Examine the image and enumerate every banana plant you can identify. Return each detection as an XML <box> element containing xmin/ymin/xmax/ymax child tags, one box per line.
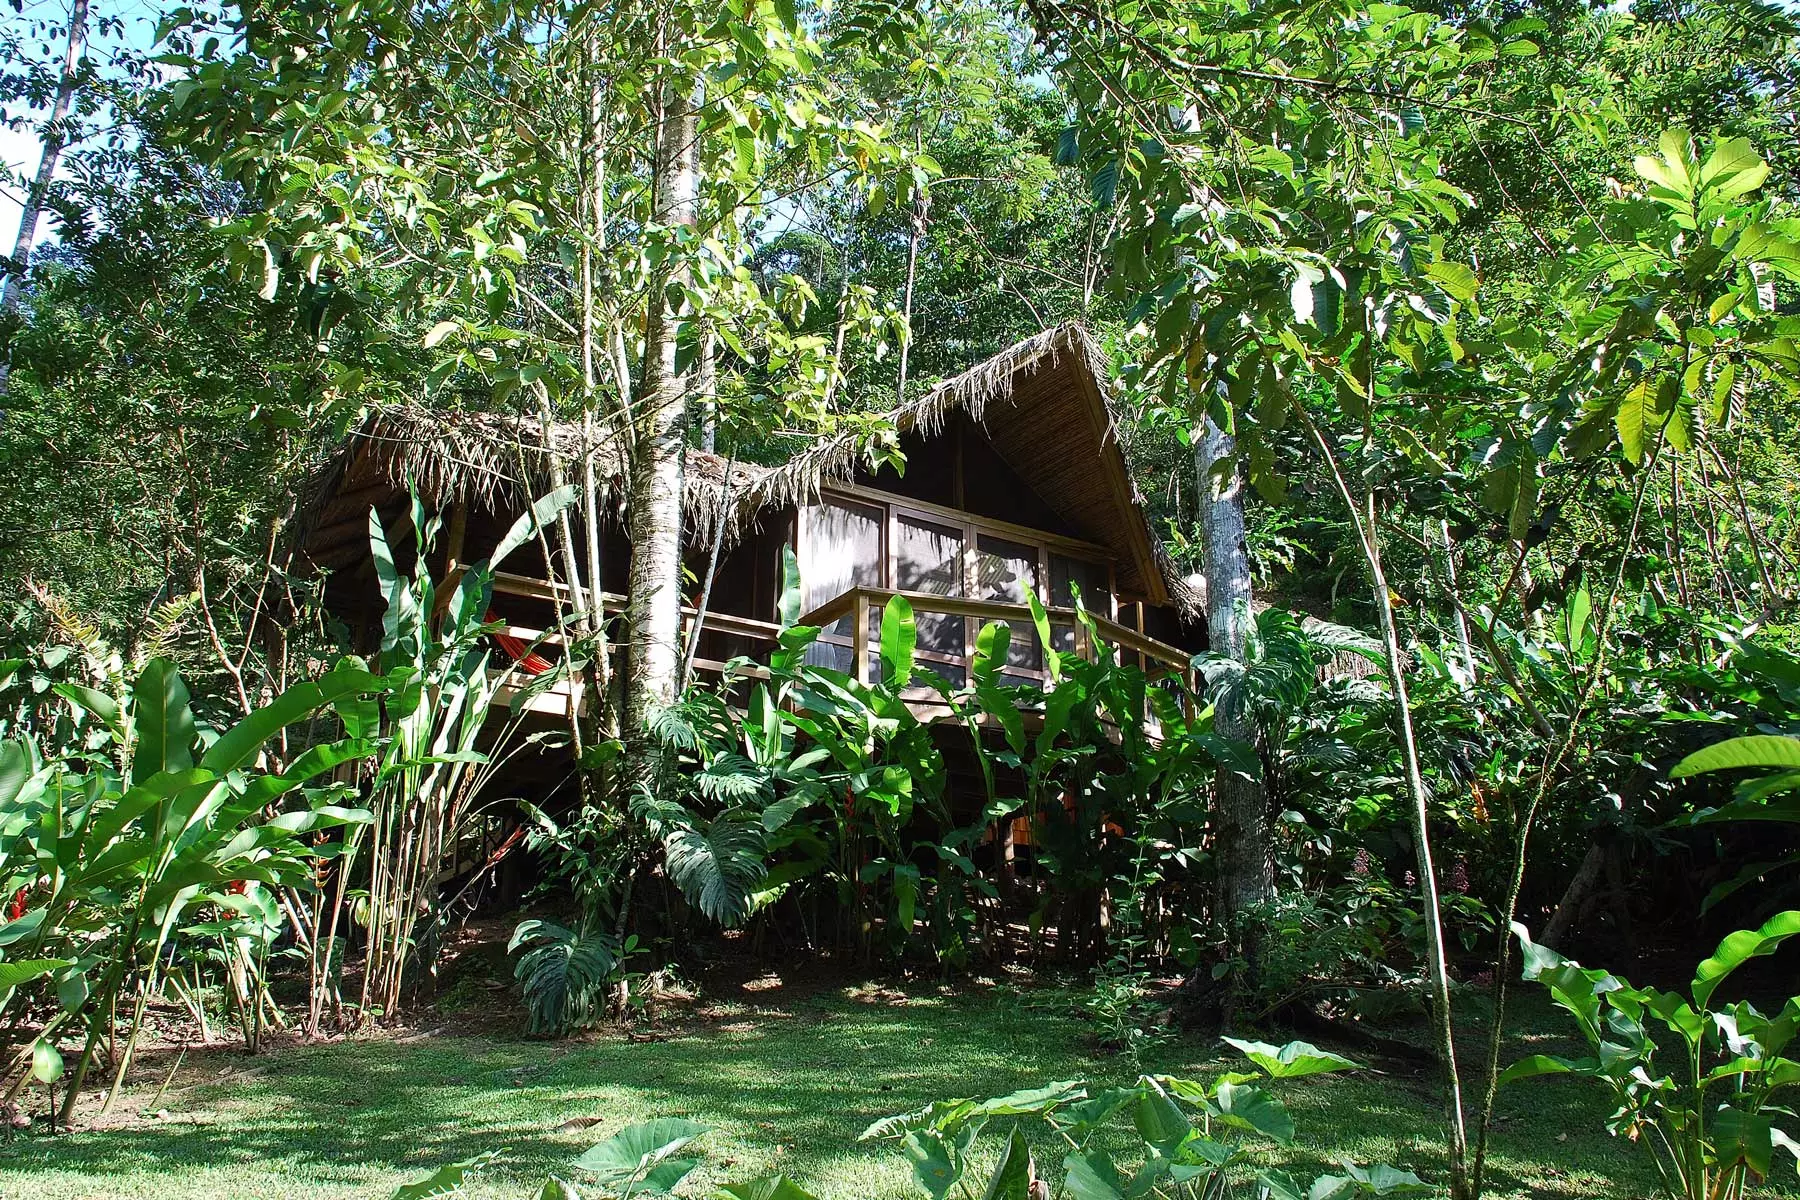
<box><xmin>1504</xmin><ymin>914</ymin><xmax>1800</xmax><ymax>1200</ymax></box>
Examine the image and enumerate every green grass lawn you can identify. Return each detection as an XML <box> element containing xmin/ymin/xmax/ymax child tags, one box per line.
<box><xmin>0</xmin><ymin>975</ymin><xmax>1787</xmax><ymax>1199</ymax></box>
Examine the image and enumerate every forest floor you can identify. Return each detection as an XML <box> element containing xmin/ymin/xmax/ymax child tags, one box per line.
<box><xmin>0</xmin><ymin>960</ymin><xmax>1788</xmax><ymax>1200</ymax></box>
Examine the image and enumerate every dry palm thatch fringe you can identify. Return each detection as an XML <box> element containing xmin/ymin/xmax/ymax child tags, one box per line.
<box><xmin>291</xmin><ymin>323</ymin><xmax>1202</xmax><ymax>616</ymax></box>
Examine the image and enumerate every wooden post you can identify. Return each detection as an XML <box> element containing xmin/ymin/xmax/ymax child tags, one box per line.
<box><xmin>444</xmin><ymin>502</ymin><xmax>469</xmax><ymax>574</ymax></box>
<box><xmin>853</xmin><ymin>591</ymin><xmax>871</xmax><ymax>685</ymax></box>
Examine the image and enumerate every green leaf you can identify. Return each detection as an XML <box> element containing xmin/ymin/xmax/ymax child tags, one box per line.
<box><xmin>880</xmin><ymin>594</ymin><xmax>916</xmax><ymax>690</ymax></box>
<box><xmin>778</xmin><ymin>546</ymin><xmax>803</xmax><ymax>629</ymax></box>
<box><xmin>972</xmin><ymin>621</ymin><xmax>1011</xmax><ymax>688</ymax></box>
<box><xmin>490</xmin><ymin>486</ymin><xmax>580</xmax><ymax>571</ymax></box>
<box><xmin>902</xmin><ymin>1130</ymin><xmax>962</xmax><ymax>1199</ymax></box>
<box><xmin>1063</xmin><ymin>1149</ymin><xmax>1127</xmax><ymax>1200</ymax></box>
<box><xmin>52</xmin><ymin>682</ymin><xmax>120</xmax><ymax>732</ymax></box>
<box><xmin>1694</xmin><ymin>912</ymin><xmax>1800</xmax><ymax>1010</ymax></box>
<box><xmin>0</xmin><ymin>957</ymin><xmax>72</xmax><ymax>1003</ymax></box>
<box><xmin>974</xmin><ymin>1081</ymin><xmax>1085</xmax><ymax>1116</ymax></box>
<box><xmin>131</xmin><ymin>657</ymin><xmax>197</xmax><ymax>784</ymax></box>
<box><xmin>981</xmin><ymin>1129</ymin><xmax>1035</xmax><ymax>1200</ymax></box>
<box><xmin>573</xmin><ymin>1120</ymin><xmax>711</xmax><ymax>1192</ymax></box>
<box><xmin>1715</xmin><ymin>1107</ymin><xmax>1775</xmax><ymax>1176</ymax></box>
<box><xmin>1222</xmin><ymin>1037</ymin><xmax>1363</xmax><ymax>1079</ymax></box>
<box><xmin>390</xmin><ymin>1150</ymin><xmax>502</xmax><ymax>1199</ymax></box>
<box><xmin>1496</xmin><ymin>1053</ymin><xmax>1598</xmax><ymax>1086</ymax></box>
<box><xmin>1213</xmin><ymin>1079</ymin><xmax>1294</xmax><ymax>1143</ymax></box>
<box><xmin>715</xmin><ymin>1177</ymin><xmax>822</xmax><ymax>1200</ymax></box>
<box><xmin>30</xmin><ymin>1036</ymin><xmax>65</xmax><ymax>1084</ymax></box>
<box><xmin>1614</xmin><ymin>378</ymin><xmax>1656</xmax><ymax>467</ymax></box>
<box><xmin>1133</xmin><ymin>1083</ymin><xmax>1192</xmax><ymax>1150</ymax></box>
<box><xmin>1673</xmin><ymin>735</ymin><xmax>1800</xmax><ymax>778</ymax></box>
<box><xmin>1699</xmin><ymin>137</ymin><xmax>1770</xmax><ymax>200</ymax></box>
<box><xmin>1423</xmin><ymin>261</ymin><xmax>1478</xmax><ymax>303</ymax></box>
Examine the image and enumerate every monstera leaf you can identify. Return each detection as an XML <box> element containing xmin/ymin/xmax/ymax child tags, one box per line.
<box><xmin>663</xmin><ymin>814</ymin><xmax>769</xmax><ymax>927</ymax></box>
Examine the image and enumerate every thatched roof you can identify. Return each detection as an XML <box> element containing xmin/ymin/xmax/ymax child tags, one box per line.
<box><xmin>296</xmin><ymin>323</ymin><xmax>1198</xmax><ymax>614</ymax></box>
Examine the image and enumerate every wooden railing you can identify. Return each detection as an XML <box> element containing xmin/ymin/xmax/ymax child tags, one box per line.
<box><xmin>797</xmin><ymin>586</ymin><xmax>1195</xmax><ymax>693</ymax></box>
<box><xmin>487</xmin><ymin>571</ymin><xmax>782</xmax><ymax>683</ymax></box>
<box><xmin>481</xmin><ymin>574</ymin><xmax>1195</xmax><ymax>727</ymax></box>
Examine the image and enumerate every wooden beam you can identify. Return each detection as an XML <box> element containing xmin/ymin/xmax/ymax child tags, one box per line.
<box><xmin>852</xmin><ymin>591</ymin><xmax>872</xmax><ymax>685</ymax></box>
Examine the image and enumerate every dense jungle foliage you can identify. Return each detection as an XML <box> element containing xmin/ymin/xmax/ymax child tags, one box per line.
<box><xmin>2</xmin><ymin>0</ymin><xmax>1800</xmax><ymax>1196</ymax></box>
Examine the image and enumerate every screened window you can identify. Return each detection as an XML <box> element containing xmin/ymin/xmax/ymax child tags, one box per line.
<box><xmin>1050</xmin><ymin>552</ymin><xmax>1110</xmax><ymax>655</ymax></box>
<box><xmin>802</xmin><ymin>499</ymin><xmax>883</xmax><ymax>675</ymax></box>
<box><xmin>898</xmin><ymin>514</ymin><xmax>966</xmax><ymax>685</ymax></box>
<box><xmin>976</xmin><ymin>534</ymin><xmax>1041</xmax><ymax>680</ymax></box>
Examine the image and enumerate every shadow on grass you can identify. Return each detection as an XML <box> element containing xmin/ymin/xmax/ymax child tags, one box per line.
<box><xmin>0</xmin><ymin>986</ymin><xmax>1721</xmax><ymax>1200</ymax></box>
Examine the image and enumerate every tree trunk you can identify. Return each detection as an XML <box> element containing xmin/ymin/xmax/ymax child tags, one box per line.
<box><xmin>2</xmin><ymin>0</ymin><xmax>87</xmax><ymax>314</ymax></box>
<box><xmin>1197</xmin><ymin>418</ymin><xmax>1270</xmax><ymax>926</ymax></box>
<box><xmin>0</xmin><ymin>0</ymin><xmax>88</xmax><ymax>399</ymax></box>
<box><xmin>624</xmin><ymin>79</ymin><xmax>698</xmax><ymax>745</ymax></box>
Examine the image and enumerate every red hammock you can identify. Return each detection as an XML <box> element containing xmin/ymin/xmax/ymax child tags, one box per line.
<box><xmin>487</xmin><ymin>610</ymin><xmax>553</xmax><ymax>675</ymax></box>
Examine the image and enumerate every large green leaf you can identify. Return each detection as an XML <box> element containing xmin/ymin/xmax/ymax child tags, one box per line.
<box><xmin>1672</xmin><ymin>735</ymin><xmax>1800</xmax><ymax>779</ymax></box>
<box><xmin>1212</xmin><ymin>1079</ymin><xmax>1293</xmax><ymax>1144</ymax></box>
<box><xmin>973</xmin><ymin>1081</ymin><xmax>1085</xmax><ymax>1117</ymax></box>
<box><xmin>981</xmin><ymin>1129</ymin><xmax>1035</xmax><ymax>1200</ymax></box>
<box><xmin>130</xmin><ymin>657</ymin><xmax>196</xmax><ymax>784</ymax></box>
<box><xmin>1222</xmin><ymin>1037</ymin><xmax>1362</xmax><ymax>1079</ymax></box>
<box><xmin>572</xmin><ymin>1118</ymin><xmax>712</xmax><ymax>1192</ymax></box>
<box><xmin>200</xmin><ymin>662</ymin><xmax>383</xmax><ymax>775</ymax></box>
<box><xmin>1694</xmin><ymin>911</ymin><xmax>1800</xmax><ymax>1010</ymax></box>
<box><xmin>489</xmin><ymin>485</ymin><xmax>579</xmax><ymax>571</ymax></box>
<box><xmin>902</xmin><ymin>1130</ymin><xmax>962</xmax><ymax>1199</ymax></box>
<box><xmin>881</xmin><ymin>594</ymin><xmax>916</xmax><ymax>690</ymax></box>
<box><xmin>714</xmin><ymin>1177</ymin><xmax>822</xmax><ymax>1200</ymax></box>
<box><xmin>0</xmin><ymin>957</ymin><xmax>74</xmax><ymax>1007</ymax></box>
<box><xmin>778</xmin><ymin>545</ymin><xmax>803</xmax><ymax>629</ymax></box>
<box><xmin>389</xmin><ymin>1150</ymin><xmax>501</xmax><ymax>1199</ymax></box>
<box><xmin>1063</xmin><ymin>1149</ymin><xmax>1127</xmax><ymax>1200</ymax></box>
<box><xmin>52</xmin><ymin>682</ymin><xmax>121</xmax><ymax>735</ymax></box>
<box><xmin>1496</xmin><ymin>1054</ymin><xmax>1599</xmax><ymax>1086</ymax></box>
<box><xmin>663</xmin><ymin>815</ymin><xmax>768</xmax><ymax>927</ymax></box>
<box><xmin>972</xmin><ymin>621</ymin><xmax>1011</xmax><ymax>688</ymax></box>
<box><xmin>1133</xmin><ymin>1083</ymin><xmax>1192</xmax><ymax>1151</ymax></box>
<box><xmin>1714</xmin><ymin>1107</ymin><xmax>1775</xmax><ymax>1177</ymax></box>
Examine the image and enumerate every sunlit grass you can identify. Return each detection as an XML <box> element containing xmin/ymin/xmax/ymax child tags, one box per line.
<box><xmin>1</xmin><ymin>981</ymin><xmax>1790</xmax><ymax>1199</ymax></box>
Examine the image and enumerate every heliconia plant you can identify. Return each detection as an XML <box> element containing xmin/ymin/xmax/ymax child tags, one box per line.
<box><xmin>0</xmin><ymin>654</ymin><xmax>389</xmax><ymax>1121</ymax></box>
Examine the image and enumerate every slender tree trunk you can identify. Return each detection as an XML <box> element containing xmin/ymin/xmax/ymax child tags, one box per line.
<box><xmin>1</xmin><ymin>0</ymin><xmax>89</xmax><ymax>397</ymax></box>
<box><xmin>1196</xmin><ymin>418</ymin><xmax>1271</xmax><ymax>939</ymax></box>
<box><xmin>1295</xmin><ymin>397</ymin><xmax>1470</xmax><ymax>1199</ymax></box>
<box><xmin>624</xmin><ymin>78</ymin><xmax>698</xmax><ymax>746</ymax></box>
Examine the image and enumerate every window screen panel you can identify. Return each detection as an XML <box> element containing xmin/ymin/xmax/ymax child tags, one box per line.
<box><xmin>977</xmin><ymin>534</ymin><xmax>1042</xmax><ymax>673</ymax></box>
<box><xmin>895</xmin><ymin>514</ymin><xmax>965</xmax><ymax>663</ymax></box>
<box><xmin>802</xmin><ymin>499</ymin><xmax>883</xmax><ymax>672</ymax></box>
<box><xmin>1050</xmin><ymin>553</ymin><xmax>1110</xmax><ymax>655</ymax></box>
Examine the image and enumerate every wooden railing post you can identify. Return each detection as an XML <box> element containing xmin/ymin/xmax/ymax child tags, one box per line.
<box><xmin>852</xmin><ymin>591</ymin><xmax>872</xmax><ymax>685</ymax></box>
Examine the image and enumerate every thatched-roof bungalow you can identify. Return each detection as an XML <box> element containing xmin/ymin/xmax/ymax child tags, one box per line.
<box><xmin>296</xmin><ymin>324</ymin><xmax>1206</xmax><ymax>710</ymax></box>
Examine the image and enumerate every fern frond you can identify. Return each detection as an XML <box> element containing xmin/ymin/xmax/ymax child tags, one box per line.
<box><xmin>135</xmin><ymin>591</ymin><xmax>201</xmax><ymax>668</ymax></box>
<box><xmin>25</xmin><ymin>578</ymin><xmax>123</xmax><ymax>693</ymax></box>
